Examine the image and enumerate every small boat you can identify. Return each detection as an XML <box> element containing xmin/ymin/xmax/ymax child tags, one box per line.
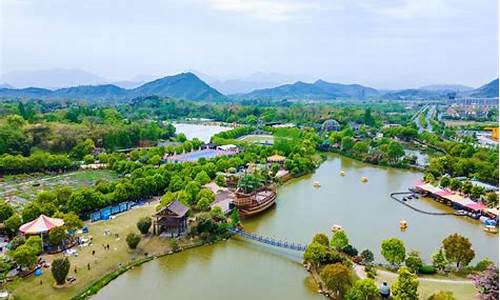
<box><xmin>400</xmin><ymin>220</ymin><xmax>408</xmax><ymax>230</ymax></box>
<box><xmin>456</xmin><ymin>210</ymin><xmax>467</xmax><ymax>216</ymax></box>
<box><xmin>340</xmin><ymin>170</ymin><xmax>346</xmax><ymax>176</ymax></box>
<box><xmin>483</xmin><ymin>226</ymin><xmax>498</xmax><ymax>234</ymax></box>
<box><xmin>361</xmin><ymin>176</ymin><xmax>368</xmax><ymax>182</ymax></box>
<box><xmin>0</xmin><ymin>291</ymin><xmax>8</xmax><ymax>300</ymax></box>
<box><xmin>331</xmin><ymin>224</ymin><xmax>343</xmax><ymax>232</ymax></box>
<box><xmin>313</xmin><ymin>181</ymin><xmax>321</xmax><ymax>188</ymax></box>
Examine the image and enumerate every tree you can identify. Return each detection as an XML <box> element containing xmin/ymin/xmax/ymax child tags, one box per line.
<box><xmin>405</xmin><ymin>250</ymin><xmax>423</xmax><ymax>274</ymax></box>
<box><xmin>126</xmin><ymin>232</ymin><xmax>141</xmax><ymax>249</ymax></box>
<box><xmin>304</xmin><ymin>242</ymin><xmax>329</xmax><ymax>266</ymax></box>
<box><xmin>345</xmin><ymin>278</ymin><xmax>378</xmax><ymax>300</ymax></box>
<box><xmin>48</xmin><ymin>226</ymin><xmax>67</xmax><ymax>247</ymax></box>
<box><xmin>341</xmin><ymin>136</ymin><xmax>354</xmax><ymax>152</ymax></box>
<box><xmin>320</xmin><ymin>263</ymin><xmax>352</xmax><ymax>296</ymax></box>
<box><xmin>470</xmin><ymin>264</ymin><xmax>499</xmax><ymax>300</ymax></box>
<box><xmin>485</xmin><ymin>192</ymin><xmax>498</xmax><ymax>208</ymax></box>
<box><xmin>4</xmin><ymin>213</ymin><xmax>22</xmax><ymax>237</ymax></box>
<box><xmin>312</xmin><ymin>233</ymin><xmax>330</xmax><ymax>247</ymax></box>
<box><xmin>442</xmin><ymin>233</ymin><xmax>475</xmax><ymax>269</ymax></box>
<box><xmin>194</xmin><ymin>171</ymin><xmax>211</xmax><ymax>185</ymax></box>
<box><xmin>360</xmin><ymin>249</ymin><xmax>374</xmax><ymax>265</ymax></box>
<box><xmin>342</xmin><ymin>244</ymin><xmax>358</xmax><ymax>257</ymax></box>
<box><xmin>381</xmin><ymin>238</ymin><xmax>406</xmax><ymax>268</ymax></box>
<box><xmin>440</xmin><ymin>176</ymin><xmax>450</xmax><ymax>188</ymax></box>
<box><xmin>470</xmin><ymin>186</ymin><xmax>485</xmax><ymax>200</ymax></box>
<box><xmin>196</xmin><ymin>197</ymin><xmax>211</xmax><ymax>211</ymax></box>
<box><xmin>432</xmin><ymin>248</ymin><xmax>448</xmax><ymax>273</ymax></box>
<box><xmin>449</xmin><ymin>178</ymin><xmax>462</xmax><ymax>191</ymax></box>
<box><xmin>137</xmin><ymin>217</ymin><xmax>152</xmax><ymax>234</ymax></box>
<box><xmin>392</xmin><ymin>266</ymin><xmax>419</xmax><ymax>300</ymax></box>
<box><xmin>230</xmin><ymin>209</ymin><xmax>240</xmax><ymax>227</ymax></box>
<box><xmin>70</xmin><ymin>138</ymin><xmax>95</xmax><ymax>160</ymax></box>
<box><xmin>51</xmin><ymin>257</ymin><xmax>70</xmax><ymax>285</ymax></box>
<box><xmin>215</xmin><ymin>174</ymin><xmax>226</xmax><ymax>187</ymax></box>
<box><xmin>331</xmin><ymin>230</ymin><xmax>349</xmax><ymax>250</ymax></box>
<box><xmin>10</xmin><ymin>244</ymin><xmax>37</xmax><ymax>269</ymax></box>
<box><xmin>0</xmin><ymin>201</ymin><xmax>14</xmax><ymax>222</ymax></box>
<box><xmin>427</xmin><ymin>291</ymin><xmax>456</xmax><ymax>300</ymax></box>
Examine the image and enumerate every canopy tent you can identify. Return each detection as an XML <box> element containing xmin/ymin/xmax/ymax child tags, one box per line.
<box><xmin>19</xmin><ymin>215</ymin><xmax>64</xmax><ymax>234</ymax></box>
<box><xmin>267</xmin><ymin>155</ymin><xmax>286</xmax><ymax>163</ymax></box>
<box><xmin>465</xmin><ymin>202</ymin><xmax>487</xmax><ymax>212</ymax></box>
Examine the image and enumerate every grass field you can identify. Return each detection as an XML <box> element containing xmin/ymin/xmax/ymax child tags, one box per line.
<box><xmin>0</xmin><ymin>170</ymin><xmax>118</xmax><ymax>209</ymax></box>
<box><xmin>443</xmin><ymin>120</ymin><xmax>497</xmax><ymax>127</ymax></box>
<box><xmin>375</xmin><ymin>268</ymin><xmax>476</xmax><ymax>300</ymax></box>
<box><xmin>238</xmin><ymin>134</ymin><xmax>274</xmax><ymax>144</ymax></box>
<box><xmin>6</xmin><ymin>201</ymin><xmax>191</xmax><ymax>300</ymax></box>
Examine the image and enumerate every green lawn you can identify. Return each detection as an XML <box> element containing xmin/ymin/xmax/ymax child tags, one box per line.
<box><xmin>6</xmin><ymin>201</ymin><xmax>191</xmax><ymax>300</ymax></box>
<box><xmin>238</xmin><ymin>134</ymin><xmax>274</xmax><ymax>144</ymax></box>
<box><xmin>375</xmin><ymin>268</ymin><xmax>476</xmax><ymax>300</ymax></box>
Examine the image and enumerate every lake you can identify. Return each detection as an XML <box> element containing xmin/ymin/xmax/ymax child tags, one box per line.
<box><xmin>173</xmin><ymin>123</ymin><xmax>232</xmax><ymax>143</ymax></box>
<box><xmin>94</xmin><ymin>155</ymin><xmax>498</xmax><ymax>300</ymax></box>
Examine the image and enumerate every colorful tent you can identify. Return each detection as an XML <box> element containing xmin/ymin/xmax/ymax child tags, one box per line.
<box><xmin>19</xmin><ymin>215</ymin><xmax>64</xmax><ymax>234</ymax></box>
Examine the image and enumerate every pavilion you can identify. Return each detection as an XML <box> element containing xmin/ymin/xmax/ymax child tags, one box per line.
<box><xmin>153</xmin><ymin>200</ymin><xmax>189</xmax><ymax>237</ymax></box>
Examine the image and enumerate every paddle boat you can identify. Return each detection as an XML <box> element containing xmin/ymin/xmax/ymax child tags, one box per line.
<box><xmin>400</xmin><ymin>220</ymin><xmax>408</xmax><ymax>230</ymax></box>
<box><xmin>313</xmin><ymin>181</ymin><xmax>321</xmax><ymax>188</ymax></box>
<box><xmin>340</xmin><ymin>170</ymin><xmax>345</xmax><ymax>176</ymax></box>
<box><xmin>331</xmin><ymin>224</ymin><xmax>342</xmax><ymax>232</ymax></box>
<box><xmin>361</xmin><ymin>176</ymin><xmax>368</xmax><ymax>182</ymax></box>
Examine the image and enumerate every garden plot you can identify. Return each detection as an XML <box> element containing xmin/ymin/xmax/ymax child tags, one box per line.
<box><xmin>0</xmin><ymin>170</ymin><xmax>117</xmax><ymax>209</ymax></box>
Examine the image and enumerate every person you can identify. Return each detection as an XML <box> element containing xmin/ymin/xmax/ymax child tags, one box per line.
<box><xmin>379</xmin><ymin>282</ymin><xmax>390</xmax><ymax>299</ymax></box>
<box><xmin>92</xmin><ymin>249</ymin><xmax>95</xmax><ymax>256</ymax></box>
<box><xmin>87</xmin><ymin>263</ymin><xmax>91</xmax><ymax>270</ymax></box>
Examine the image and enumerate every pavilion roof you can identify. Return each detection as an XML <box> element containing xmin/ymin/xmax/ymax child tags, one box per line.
<box><xmin>19</xmin><ymin>214</ymin><xmax>64</xmax><ymax>234</ymax></box>
<box><xmin>165</xmin><ymin>200</ymin><xmax>189</xmax><ymax>217</ymax></box>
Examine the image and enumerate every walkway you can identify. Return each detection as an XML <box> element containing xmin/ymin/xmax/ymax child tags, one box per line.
<box><xmin>390</xmin><ymin>192</ymin><xmax>463</xmax><ymax>216</ymax></box>
<box><xmin>227</xmin><ymin>228</ymin><xmax>307</xmax><ymax>252</ymax></box>
<box><xmin>353</xmin><ymin>264</ymin><xmax>472</xmax><ymax>284</ymax></box>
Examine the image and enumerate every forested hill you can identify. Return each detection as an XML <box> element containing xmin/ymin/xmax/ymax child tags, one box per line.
<box><xmin>0</xmin><ymin>72</ymin><xmax>225</xmax><ymax>101</ymax></box>
<box><xmin>233</xmin><ymin>80</ymin><xmax>380</xmax><ymax>100</ymax></box>
<box><xmin>470</xmin><ymin>78</ymin><xmax>499</xmax><ymax>98</ymax></box>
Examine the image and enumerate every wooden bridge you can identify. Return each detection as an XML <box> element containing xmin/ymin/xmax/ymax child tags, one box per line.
<box><xmin>227</xmin><ymin>228</ymin><xmax>307</xmax><ymax>252</ymax></box>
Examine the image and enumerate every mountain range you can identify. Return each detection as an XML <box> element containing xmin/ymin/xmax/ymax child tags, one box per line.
<box><xmin>0</xmin><ymin>73</ymin><xmax>224</xmax><ymax>101</ymax></box>
<box><xmin>0</xmin><ymin>71</ymin><xmax>497</xmax><ymax>101</ymax></box>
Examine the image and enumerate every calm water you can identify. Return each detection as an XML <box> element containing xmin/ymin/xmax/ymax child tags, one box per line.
<box><xmin>94</xmin><ymin>155</ymin><xmax>498</xmax><ymax>300</ymax></box>
<box><xmin>173</xmin><ymin>123</ymin><xmax>231</xmax><ymax>143</ymax></box>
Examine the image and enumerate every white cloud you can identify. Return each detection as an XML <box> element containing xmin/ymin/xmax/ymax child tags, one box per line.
<box><xmin>358</xmin><ymin>0</ymin><xmax>455</xmax><ymax>19</ymax></box>
<box><xmin>202</xmin><ymin>0</ymin><xmax>318</xmax><ymax>21</ymax></box>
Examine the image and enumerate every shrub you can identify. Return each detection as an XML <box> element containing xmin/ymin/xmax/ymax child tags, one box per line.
<box><xmin>427</xmin><ymin>291</ymin><xmax>456</xmax><ymax>300</ymax></box>
<box><xmin>419</xmin><ymin>264</ymin><xmax>436</xmax><ymax>275</ymax></box>
<box><xmin>474</xmin><ymin>259</ymin><xmax>493</xmax><ymax>272</ymax></box>
<box><xmin>136</xmin><ymin>217</ymin><xmax>152</xmax><ymax>235</ymax></box>
<box><xmin>342</xmin><ymin>244</ymin><xmax>358</xmax><ymax>257</ymax></box>
<box><xmin>312</xmin><ymin>233</ymin><xmax>330</xmax><ymax>247</ymax></box>
<box><xmin>364</xmin><ymin>265</ymin><xmax>377</xmax><ymax>279</ymax></box>
<box><xmin>126</xmin><ymin>233</ymin><xmax>141</xmax><ymax>250</ymax></box>
<box><xmin>51</xmin><ymin>257</ymin><xmax>70</xmax><ymax>285</ymax></box>
<box><xmin>360</xmin><ymin>249</ymin><xmax>374</xmax><ymax>265</ymax></box>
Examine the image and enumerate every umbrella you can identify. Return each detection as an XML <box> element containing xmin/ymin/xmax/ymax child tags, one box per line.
<box><xmin>19</xmin><ymin>214</ymin><xmax>64</xmax><ymax>234</ymax></box>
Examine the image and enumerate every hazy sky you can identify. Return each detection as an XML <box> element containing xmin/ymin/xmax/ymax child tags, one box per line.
<box><xmin>1</xmin><ymin>0</ymin><xmax>498</xmax><ymax>89</ymax></box>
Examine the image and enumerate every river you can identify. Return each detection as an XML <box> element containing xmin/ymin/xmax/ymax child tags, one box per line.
<box><xmin>94</xmin><ymin>155</ymin><xmax>498</xmax><ymax>300</ymax></box>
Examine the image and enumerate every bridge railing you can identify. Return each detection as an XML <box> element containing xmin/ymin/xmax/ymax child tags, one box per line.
<box><xmin>227</xmin><ymin>228</ymin><xmax>307</xmax><ymax>252</ymax></box>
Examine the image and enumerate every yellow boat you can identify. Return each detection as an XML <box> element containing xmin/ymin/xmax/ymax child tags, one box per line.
<box><xmin>400</xmin><ymin>220</ymin><xmax>408</xmax><ymax>231</ymax></box>
<box><xmin>361</xmin><ymin>176</ymin><xmax>368</xmax><ymax>182</ymax></box>
<box><xmin>483</xmin><ymin>226</ymin><xmax>498</xmax><ymax>234</ymax></box>
<box><xmin>340</xmin><ymin>170</ymin><xmax>345</xmax><ymax>176</ymax></box>
<box><xmin>331</xmin><ymin>224</ymin><xmax>343</xmax><ymax>232</ymax></box>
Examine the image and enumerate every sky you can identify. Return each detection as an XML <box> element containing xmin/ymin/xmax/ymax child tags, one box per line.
<box><xmin>0</xmin><ymin>0</ymin><xmax>498</xmax><ymax>89</ymax></box>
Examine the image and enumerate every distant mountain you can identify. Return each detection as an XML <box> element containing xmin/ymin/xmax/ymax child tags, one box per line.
<box><xmin>51</xmin><ymin>84</ymin><xmax>126</xmax><ymax>100</ymax></box>
<box><xmin>235</xmin><ymin>79</ymin><xmax>379</xmax><ymax>100</ymax></box>
<box><xmin>211</xmin><ymin>79</ymin><xmax>281</xmax><ymax>94</ymax></box>
<box><xmin>383</xmin><ymin>89</ymin><xmax>448</xmax><ymax>100</ymax></box>
<box><xmin>470</xmin><ymin>79</ymin><xmax>499</xmax><ymax>98</ymax></box>
<box><xmin>1</xmin><ymin>68</ymin><xmax>108</xmax><ymax>89</ymax></box>
<box><xmin>0</xmin><ymin>72</ymin><xmax>225</xmax><ymax>101</ymax></box>
<box><xmin>419</xmin><ymin>84</ymin><xmax>473</xmax><ymax>92</ymax></box>
<box><xmin>131</xmin><ymin>73</ymin><xmax>224</xmax><ymax>101</ymax></box>
<box><xmin>0</xmin><ymin>83</ymin><xmax>13</xmax><ymax>89</ymax></box>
